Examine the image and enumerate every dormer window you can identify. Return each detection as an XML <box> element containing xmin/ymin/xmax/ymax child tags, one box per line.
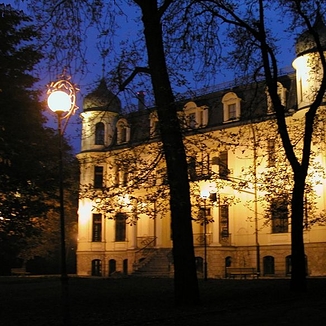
<box><xmin>222</xmin><ymin>92</ymin><xmax>241</xmax><ymax>122</ymax></box>
<box><xmin>265</xmin><ymin>82</ymin><xmax>287</xmax><ymax>113</ymax></box>
<box><xmin>149</xmin><ymin>111</ymin><xmax>159</xmax><ymax>138</ymax></box>
<box><xmin>95</xmin><ymin>122</ymin><xmax>105</xmax><ymax>145</ymax></box>
<box><xmin>116</xmin><ymin>119</ymin><xmax>130</xmax><ymax>144</ymax></box>
<box><xmin>183</xmin><ymin>101</ymin><xmax>208</xmax><ymax>129</ymax></box>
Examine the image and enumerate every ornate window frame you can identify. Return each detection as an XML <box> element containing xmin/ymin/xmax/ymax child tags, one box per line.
<box><xmin>265</xmin><ymin>82</ymin><xmax>287</xmax><ymax>113</ymax></box>
<box><xmin>183</xmin><ymin>101</ymin><xmax>208</xmax><ymax>129</ymax></box>
<box><xmin>222</xmin><ymin>92</ymin><xmax>241</xmax><ymax>122</ymax></box>
<box><xmin>149</xmin><ymin>111</ymin><xmax>159</xmax><ymax>138</ymax></box>
<box><xmin>116</xmin><ymin>118</ymin><xmax>130</xmax><ymax>144</ymax></box>
<box><xmin>95</xmin><ymin>122</ymin><xmax>105</xmax><ymax>145</ymax></box>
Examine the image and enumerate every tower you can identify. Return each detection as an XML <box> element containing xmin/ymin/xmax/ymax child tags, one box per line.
<box><xmin>292</xmin><ymin>12</ymin><xmax>326</xmax><ymax>111</ymax></box>
<box><xmin>80</xmin><ymin>79</ymin><xmax>121</xmax><ymax>151</ymax></box>
<box><xmin>77</xmin><ymin>80</ymin><xmax>121</xmax><ymax>276</ymax></box>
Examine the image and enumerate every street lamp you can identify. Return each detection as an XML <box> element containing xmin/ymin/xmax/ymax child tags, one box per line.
<box><xmin>47</xmin><ymin>74</ymin><xmax>78</xmax><ymax>325</ymax></box>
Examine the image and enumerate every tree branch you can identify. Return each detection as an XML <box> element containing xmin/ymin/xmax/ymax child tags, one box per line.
<box><xmin>119</xmin><ymin>66</ymin><xmax>151</xmax><ymax>91</ymax></box>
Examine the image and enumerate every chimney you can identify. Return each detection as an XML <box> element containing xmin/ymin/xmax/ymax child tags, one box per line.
<box><xmin>137</xmin><ymin>91</ymin><xmax>145</xmax><ymax>111</ymax></box>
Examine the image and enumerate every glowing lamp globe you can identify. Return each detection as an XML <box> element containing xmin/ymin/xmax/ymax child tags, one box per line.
<box><xmin>201</xmin><ymin>189</ymin><xmax>210</xmax><ymax>199</ymax></box>
<box><xmin>48</xmin><ymin>90</ymin><xmax>71</xmax><ymax>113</ymax></box>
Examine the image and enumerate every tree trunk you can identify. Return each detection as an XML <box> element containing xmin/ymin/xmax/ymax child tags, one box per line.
<box><xmin>290</xmin><ymin>173</ymin><xmax>307</xmax><ymax>291</ymax></box>
<box><xmin>137</xmin><ymin>0</ymin><xmax>200</xmax><ymax>305</ymax></box>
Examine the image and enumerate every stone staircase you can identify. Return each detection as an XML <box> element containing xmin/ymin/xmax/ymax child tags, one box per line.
<box><xmin>132</xmin><ymin>248</ymin><xmax>173</xmax><ymax>278</ymax></box>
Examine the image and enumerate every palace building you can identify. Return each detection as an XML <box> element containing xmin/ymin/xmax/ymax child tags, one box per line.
<box><xmin>76</xmin><ymin>15</ymin><xmax>326</xmax><ymax>278</ymax></box>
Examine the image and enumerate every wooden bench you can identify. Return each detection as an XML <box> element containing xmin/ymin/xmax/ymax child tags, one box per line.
<box><xmin>11</xmin><ymin>268</ymin><xmax>30</xmax><ymax>276</ymax></box>
<box><xmin>226</xmin><ymin>267</ymin><xmax>258</xmax><ymax>279</ymax></box>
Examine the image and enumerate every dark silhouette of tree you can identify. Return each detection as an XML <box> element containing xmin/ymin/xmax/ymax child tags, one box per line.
<box><xmin>192</xmin><ymin>0</ymin><xmax>326</xmax><ymax>292</ymax></box>
<box><xmin>0</xmin><ymin>4</ymin><xmax>78</xmax><ymax>275</ymax></box>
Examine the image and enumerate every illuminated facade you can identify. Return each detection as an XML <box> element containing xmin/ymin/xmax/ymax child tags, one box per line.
<box><xmin>76</xmin><ymin>17</ymin><xmax>326</xmax><ymax>278</ymax></box>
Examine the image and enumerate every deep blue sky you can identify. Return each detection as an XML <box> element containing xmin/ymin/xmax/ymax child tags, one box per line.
<box><xmin>4</xmin><ymin>0</ymin><xmax>297</xmax><ymax>154</ymax></box>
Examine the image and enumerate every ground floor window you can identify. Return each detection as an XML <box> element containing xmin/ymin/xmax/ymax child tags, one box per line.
<box><xmin>225</xmin><ymin>256</ymin><xmax>232</xmax><ymax>278</ymax></box>
<box><xmin>109</xmin><ymin>259</ymin><xmax>116</xmax><ymax>276</ymax></box>
<box><xmin>286</xmin><ymin>255</ymin><xmax>308</xmax><ymax>276</ymax></box>
<box><xmin>92</xmin><ymin>259</ymin><xmax>102</xmax><ymax>276</ymax></box>
<box><xmin>263</xmin><ymin>256</ymin><xmax>275</xmax><ymax>275</ymax></box>
<box><xmin>123</xmin><ymin>259</ymin><xmax>128</xmax><ymax>275</ymax></box>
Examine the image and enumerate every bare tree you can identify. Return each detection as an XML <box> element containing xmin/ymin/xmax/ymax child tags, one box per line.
<box><xmin>190</xmin><ymin>0</ymin><xmax>326</xmax><ymax>292</ymax></box>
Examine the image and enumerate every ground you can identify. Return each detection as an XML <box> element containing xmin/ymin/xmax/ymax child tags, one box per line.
<box><xmin>1</xmin><ymin>276</ymin><xmax>325</xmax><ymax>325</ymax></box>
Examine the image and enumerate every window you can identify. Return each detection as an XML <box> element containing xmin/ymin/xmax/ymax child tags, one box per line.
<box><xmin>222</xmin><ymin>92</ymin><xmax>241</xmax><ymax>122</ymax></box>
<box><xmin>263</xmin><ymin>256</ymin><xmax>275</xmax><ymax>275</ymax></box>
<box><xmin>94</xmin><ymin>166</ymin><xmax>103</xmax><ymax>188</ymax></box>
<box><xmin>123</xmin><ymin>259</ymin><xmax>128</xmax><ymax>275</ymax></box>
<box><xmin>219</xmin><ymin>151</ymin><xmax>229</xmax><ymax>179</ymax></box>
<box><xmin>183</xmin><ymin>101</ymin><xmax>208</xmax><ymax>129</ymax></box>
<box><xmin>267</xmin><ymin>139</ymin><xmax>276</xmax><ymax>167</ymax></box>
<box><xmin>266</xmin><ymin>82</ymin><xmax>287</xmax><ymax>113</ymax></box>
<box><xmin>115</xmin><ymin>164</ymin><xmax>129</xmax><ymax>187</ymax></box>
<box><xmin>285</xmin><ymin>255</ymin><xmax>308</xmax><ymax>276</ymax></box>
<box><xmin>228</xmin><ymin>103</ymin><xmax>236</xmax><ymax>120</ymax></box>
<box><xmin>188</xmin><ymin>156</ymin><xmax>197</xmax><ymax>181</ymax></box>
<box><xmin>115</xmin><ymin>213</ymin><xmax>127</xmax><ymax>242</ymax></box>
<box><xmin>92</xmin><ymin>214</ymin><xmax>102</xmax><ymax>242</ymax></box>
<box><xmin>109</xmin><ymin>259</ymin><xmax>116</xmax><ymax>276</ymax></box>
<box><xmin>116</xmin><ymin>119</ymin><xmax>130</xmax><ymax>144</ymax></box>
<box><xmin>188</xmin><ymin>153</ymin><xmax>211</xmax><ymax>181</ymax></box>
<box><xmin>198</xmin><ymin>207</ymin><xmax>211</xmax><ymax>223</ymax></box>
<box><xmin>188</xmin><ymin>112</ymin><xmax>196</xmax><ymax>128</ymax></box>
<box><xmin>219</xmin><ymin>204</ymin><xmax>229</xmax><ymax>238</ymax></box>
<box><xmin>95</xmin><ymin>122</ymin><xmax>105</xmax><ymax>145</ymax></box>
<box><xmin>225</xmin><ymin>256</ymin><xmax>232</xmax><ymax>278</ymax></box>
<box><xmin>91</xmin><ymin>259</ymin><xmax>102</xmax><ymax>276</ymax></box>
<box><xmin>271</xmin><ymin>196</ymin><xmax>289</xmax><ymax>233</ymax></box>
<box><xmin>149</xmin><ymin>111</ymin><xmax>159</xmax><ymax>138</ymax></box>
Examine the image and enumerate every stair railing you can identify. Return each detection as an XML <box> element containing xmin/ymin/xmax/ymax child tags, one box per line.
<box><xmin>133</xmin><ymin>236</ymin><xmax>157</xmax><ymax>270</ymax></box>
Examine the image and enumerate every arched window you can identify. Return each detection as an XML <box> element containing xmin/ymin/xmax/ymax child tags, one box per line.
<box><xmin>123</xmin><ymin>259</ymin><xmax>128</xmax><ymax>275</ymax></box>
<box><xmin>95</xmin><ymin>122</ymin><xmax>105</xmax><ymax>145</ymax></box>
<box><xmin>265</xmin><ymin>82</ymin><xmax>287</xmax><ymax>113</ymax></box>
<box><xmin>149</xmin><ymin>111</ymin><xmax>160</xmax><ymax>138</ymax></box>
<box><xmin>115</xmin><ymin>213</ymin><xmax>127</xmax><ymax>242</ymax></box>
<box><xmin>286</xmin><ymin>255</ymin><xmax>308</xmax><ymax>276</ymax></box>
<box><xmin>116</xmin><ymin>119</ymin><xmax>130</xmax><ymax>144</ymax></box>
<box><xmin>263</xmin><ymin>256</ymin><xmax>275</xmax><ymax>275</ymax></box>
<box><xmin>109</xmin><ymin>259</ymin><xmax>116</xmax><ymax>276</ymax></box>
<box><xmin>222</xmin><ymin>92</ymin><xmax>241</xmax><ymax>122</ymax></box>
<box><xmin>183</xmin><ymin>101</ymin><xmax>208</xmax><ymax>129</ymax></box>
<box><xmin>91</xmin><ymin>259</ymin><xmax>102</xmax><ymax>276</ymax></box>
<box><xmin>225</xmin><ymin>256</ymin><xmax>232</xmax><ymax>278</ymax></box>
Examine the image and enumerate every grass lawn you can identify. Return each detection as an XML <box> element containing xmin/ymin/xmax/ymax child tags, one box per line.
<box><xmin>1</xmin><ymin>276</ymin><xmax>326</xmax><ymax>325</ymax></box>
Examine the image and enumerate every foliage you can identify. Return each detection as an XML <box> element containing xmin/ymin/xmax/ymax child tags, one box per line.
<box><xmin>0</xmin><ymin>4</ymin><xmax>78</xmax><ymax>274</ymax></box>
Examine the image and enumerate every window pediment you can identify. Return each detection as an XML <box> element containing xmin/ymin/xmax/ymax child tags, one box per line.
<box><xmin>183</xmin><ymin>101</ymin><xmax>208</xmax><ymax>129</ymax></box>
<box><xmin>116</xmin><ymin>118</ymin><xmax>130</xmax><ymax>144</ymax></box>
<box><xmin>265</xmin><ymin>82</ymin><xmax>287</xmax><ymax>113</ymax></box>
<box><xmin>222</xmin><ymin>92</ymin><xmax>241</xmax><ymax>123</ymax></box>
<box><xmin>149</xmin><ymin>111</ymin><xmax>159</xmax><ymax>138</ymax></box>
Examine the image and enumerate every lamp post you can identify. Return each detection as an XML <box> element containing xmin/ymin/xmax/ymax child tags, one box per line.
<box><xmin>47</xmin><ymin>74</ymin><xmax>78</xmax><ymax>325</ymax></box>
<box><xmin>201</xmin><ymin>189</ymin><xmax>209</xmax><ymax>281</ymax></box>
